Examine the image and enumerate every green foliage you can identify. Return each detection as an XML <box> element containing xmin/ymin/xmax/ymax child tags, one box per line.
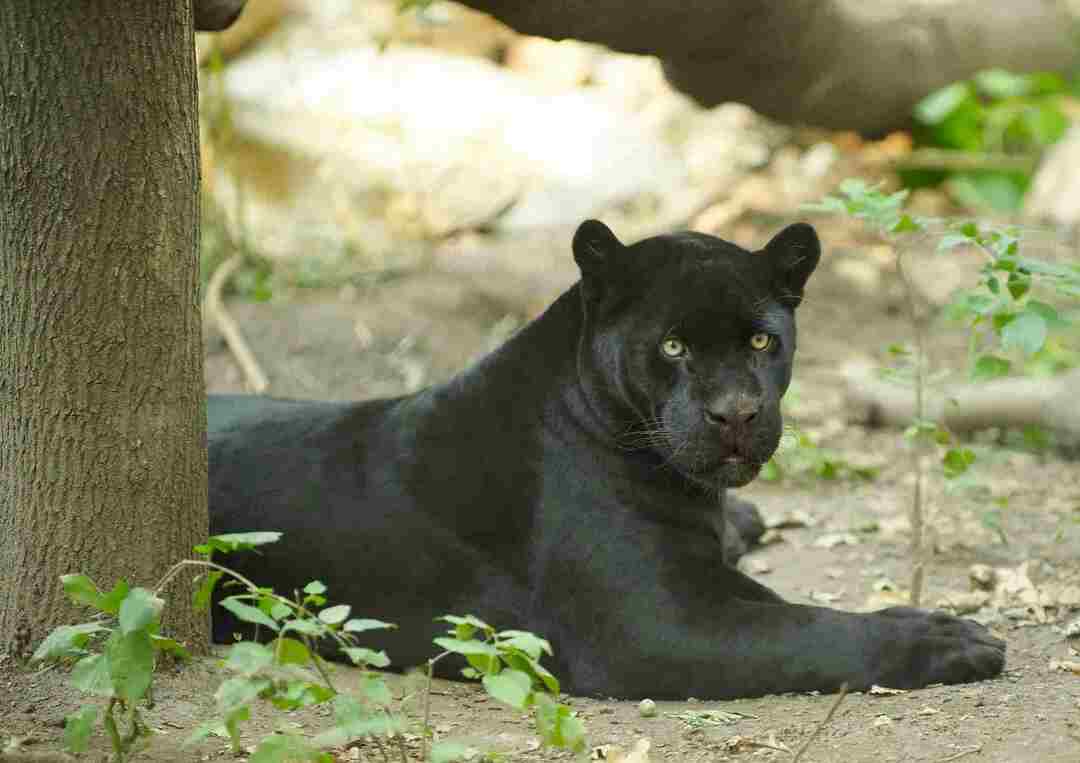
<box><xmin>35</xmin><ymin>533</ymin><xmax>583</xmax><ymax>763</ymax></box>
<box><xmin>762</xmin><ymin>430</ymin><xmax>878</xmax><ymax>484</ymax></box>
<box><xmin>432</xmin><ymin>615</ymin><xmax>584</xmax><ymax>754</ymax></box>
<box><xmin>31</xmin><ymin>576</ymin><xmax>182</xmax><ymax>762</ymax></box>
<box><xmin>808</xmin><ymin>179</ymin><xmax>1079</xmax><ymax>566</ymax></box>
<box><xmin>909</xmin><ymin>69</ymin><xmax>1069</xmax><ymax>210</ymax></box>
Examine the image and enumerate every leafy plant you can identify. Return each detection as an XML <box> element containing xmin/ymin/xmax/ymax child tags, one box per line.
<box><xmin>908</xmin><ymin>69</ymin><xmax>1069</xmax><ymax>210</ymax></box>
<box><xmin>805</xmin><ymin>179</ymin><xmax>1078</xmax><ymax>602</ymax></box>
<box><xmin>33</xmin><ymin>532</ymin><xmax>585</xmax><ymax>762</ymax></box>
<box><xmin>429</xmin><ymin>615</ymin><xmax>587</xmax><ymax>757</ymax></box>
<box><xmin>30</xmin><ymin>577</ymin><xmax>189</xmax><ymax>761</ymax></box>
<box><xmin>762</xmin><ymin>429</ymin><xmax>878</xmax><ymax>484</ymax></box>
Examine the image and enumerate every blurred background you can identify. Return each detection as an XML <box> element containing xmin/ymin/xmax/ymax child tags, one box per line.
<box><xmin>199</xmin><ymin>0</ymin><xmax>1080</xmax><ymax>485</ymax></box>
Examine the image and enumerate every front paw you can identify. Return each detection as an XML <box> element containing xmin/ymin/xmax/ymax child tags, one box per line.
<box><xmin>871</xmin><ymin>607</ymin><xmax>1005</xmax><ymax>688</ymax></box>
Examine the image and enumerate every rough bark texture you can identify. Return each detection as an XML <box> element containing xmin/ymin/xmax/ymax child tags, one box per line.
<box><xmin>461</xmin><ymin>0</ymin><xmax>1077</xmax><ymax>134</ymax></box>
<box><xmin>0</xmin><ymin>1</ymin><xmax>208</xmax><ymax>655</ymax></box>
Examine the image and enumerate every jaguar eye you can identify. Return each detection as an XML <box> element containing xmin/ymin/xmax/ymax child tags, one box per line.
<box><xmin>749</xmin><ymin>333</ymin><xmax>773</xmax><ymax>351</ymax></box>
<box><xmin>661</xmin><ymin>336</ymin><xmax>687</xmax><ymax>358</ymax></box>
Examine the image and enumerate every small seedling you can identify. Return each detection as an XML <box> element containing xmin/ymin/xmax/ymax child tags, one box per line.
<box><xmin>805</xmin><ymin>178</ymin><xmax>1078</xmax><ymax>602</ymax></box>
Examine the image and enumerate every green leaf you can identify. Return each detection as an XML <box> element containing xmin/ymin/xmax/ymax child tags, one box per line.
<box><xmin>225</xmin><ymin>641</ymin><xmax>275</xmax><ymax>676</ymax></box>
<box><xmin>433</xmin><ymin>637</ymin><xmax>499</xmax><ymax>658</ymax></box>
<box><xmin>1020</xmin><ymin>102</ymin><xmax>1068</xmax><ymax>146</ymax></box>
<box><xmin>890</xmin><ymin>214</ymin><xmax>922</xmax><ymax>234</ymax></box>
<box><xmin>150</xmin><ymin>634</ymin><xmax>191</xmax><ymax>660</ymax></box>
<box><xmin>357</xmin><ymin>674</ymin><xmax>393</xmax><ymax>706</ymax></box>
<box><xmin>118</xmin><ymin>588</ymin><xmax>162</xmax><ymax>634</ymax></box>
<box><xmin>99</xmin><ymin>580</ymin><xmax>131</xmax><ymax>616</ymax></box>
<box><xmin>193</xmin><ymin>570</ymin><xmax>224</xmax><ymax>612</ymax></box>
<box><xmin>107</xmin><ymin>629</ymin><xmax>154</xmax><ymax>702</ymax></box>
<box><xmin>282</xmin><ymin>618</ymin><xmax>325</xmax><ymax>637</ymax></box>
<box><xmin>943</xmin><ymin>448</ymin><xmax>977</xmax><ymax>479</ymax></box>
<box><xmin>1006</xmin><ymin>272</ymin><xmax>1030</xmax><ymax>300</ymax></box>
<box><xmin>1025</xmin><ymin>300</ymin><xmax>1065</xmax><ymax>327</ymax></box>
<box><xmin>915</xmin><ymin>82</ymin><xmax>973</xmax><ymax>125</ymax></box>
<box><xmin>972</xmin><ymin>354</ymin><xmax>1011</xmax><ymax>381</ymax></box>
<box><xmin>64</xmin><ymin>705</ymin><xmax>98</xmax><ymax>753</ymax></box>
<box><xmin>216</xmin><ymin>676</ymin><xmax>272</xmax><ymax>713</ymax></box>
<box><xmin>71</xmin><ymin>653</ymin><xmax>113</xmax><ymax>697</ymax></box>
<box><xmin>534</xmin><ymin>695</ymin><xmax>587</xmax><ymax>752</ymax></box>
<box><xmin>759</xmin><ymin>460</ymin><xmax>781</xmax><ymax>482</ymax></box>
<box><xmin>1001</xmin><ymin>311</ymin><xmax>1048</xmax><ymax>355</ymax></box>
<box><xmin>220</xmin><ymin>596</ymin><xmax>280</xmax><ymax>631</ymax></box>
<box><xmin>303</xmin><ymin>580</ymin><xmax>327</xmax><ymax>595</ymax></box>
<box><xmin>438</xmin><ymin>614</ymin><xmax>491</xmax><ymax>631</ymax></box>
<box><xmin>250</xmin><ymin>732</ymin><xmax>326</xmax><ymax>763</ymax></box>
<box><xmin>269</xmin><ymin>681</ymin><xmax>336</xmax><ymax>711</ymax></box>
<box><xmin>31</xmin><ymin>622</ymin><xmax>108</xmax><ymax>663</ymax></box>
<box><xmin>343</xmin><ymin>618</ymin><xmax>396</xmax><ymax>633</ymax></box>
<box><xmin>270</xmin><ymin>637</ymin><xmax>311</xmax><ymax>666</ymax></box>
<box><xmin>502</xmin><ymin>651</ymin><xmax>560</xmax><ymax>694</ymax></box>
<box><xmin>483</xmin><ymin>669</ymin><xmax>532</xmax><ymax>710</ymax></box>
<box><xmin>314</xmin><ymin>715</ymin><xmax>405</xmax><ymax>747</ymax></box>
<box><xmin>317</xmin><ymin>604</ymin><xmax>351</xmax><ymax>625</ymax></box>
<box><xmin>186</xmin><ymin>719</ymin><xmax>229</xmax><ymax>746</ymax></box>
<box><xmin>223</xmin><ymin>705</ymin><xmax>251</xmax><ymax>752</ymax></box>
<box><xmin>497</xmin><ymin>631</ymin><xmax>553</xmax><ymax>660</ymax></box>
<box><xmin>61</xmin><ymin>574</ymin><xmax>105</xmax><ymax>611</ymax></box>
<box><xmin>341</xmin><ymin>647</ymin><xmax>390</xmax><ymax>668</ymax></box>
<box><xmin>196</xmin><ymin>531</ymin><xmax>283</xmax><ymax>556</ymax></box>
<box><xmin>947</xmin><ymin>172</ymin><xmax>1026</xmax><ymax>212</ymax></box>
<box><xmin>973</xmin><ymin>68</ymin><xmax>1032</xmax><ymax>99</ymax></box>
<box><xmin>270</xmin><ymin>601</ymin><xmax>293</xmax><ymax>621</ymax></box>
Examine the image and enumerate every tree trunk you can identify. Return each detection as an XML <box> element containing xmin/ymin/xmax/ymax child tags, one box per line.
<box><xmin>0</xmin><ymin>1</ymin><xmax>208</xmax><ymax>656</ymax></box>
<box><xmin>462</xmin><ymin>0</ymin><xmax>1077</xmax><ymax>134</ymax></box>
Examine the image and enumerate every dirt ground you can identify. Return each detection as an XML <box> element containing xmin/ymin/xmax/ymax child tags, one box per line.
<box><xmin>3</xmin><ymin>214</ymin><xmax>1079</xmax><ymax>762</ymax></box>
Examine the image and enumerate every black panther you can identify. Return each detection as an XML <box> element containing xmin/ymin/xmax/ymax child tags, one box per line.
<box><xmin>208</xmin><ymin>220</ymin><xmax>1004</xmax><ymax>698</ymax></box>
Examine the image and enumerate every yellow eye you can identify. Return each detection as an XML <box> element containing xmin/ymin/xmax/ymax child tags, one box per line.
<box><xmin>750</xmin><ymin>333</ymin><xmax>773</xmax><ymax>351</ymax></box>
<box><xmin>661</xmin><ymin>337</ymin><xmax>687</xmax><ymax>358</ymax></box>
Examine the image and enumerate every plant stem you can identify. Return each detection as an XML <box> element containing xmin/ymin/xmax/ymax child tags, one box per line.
<box><xmin>896</xmin><ymin>251</ymin><xmax>927</xmax><ymax>607</ymax></box>
<box><xmin>421</xmin><ymin>652</ymin><xmax>448</xmax><ymax>761</ymax></box>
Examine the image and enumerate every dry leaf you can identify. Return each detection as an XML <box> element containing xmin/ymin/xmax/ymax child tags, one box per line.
<box><xmin>594</xmin><ymin>738</ymin><xmax>651</xmax><ymax>763</ymax></box>
<box><xmin>869</xmin><ymin>685</ymin><xmax>907</xmax><ymax>696</ymax></box>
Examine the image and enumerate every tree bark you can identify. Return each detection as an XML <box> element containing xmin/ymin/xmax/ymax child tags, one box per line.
<box><xmin>0</xmin><ymin>2</ymin><xmax>208</xmax><ymax>655</ymax></box>
<box><xmin>461</xmin><ymin>0</ymin><xmax>1077</xmax><ymax>134</ymax></box>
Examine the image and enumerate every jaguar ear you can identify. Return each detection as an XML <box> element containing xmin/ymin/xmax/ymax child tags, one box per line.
<box><xmin>572</xmin><ymin>219</ymin><xmax>624</xmax><ymax>301</ymax></box>
<box><xmin>762</xmin><ymin>222</ymin><xmax>820</xmax><ymax>308</ymax></box>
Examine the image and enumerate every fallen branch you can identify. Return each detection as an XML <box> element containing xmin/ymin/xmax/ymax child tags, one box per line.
<box><xmin>843</xmin><ymin>363</ymin><xmax>1080</xmax><ymax>437</ymax></box>
<box><xmin>882</xmin><ymin>148</ymin><xmax>1039</xmax><ymax>175</ymax></box>
<box><xmin>204</xmin><ymin>255</ymin><xmax>269</xmax><ymax>393</ymax></box>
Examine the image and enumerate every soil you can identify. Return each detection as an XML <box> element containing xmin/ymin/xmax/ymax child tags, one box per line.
<box><xmin>3</xmin><ymin>215</ymin><xmax>1079</xmax><ymax>762</ymax></box>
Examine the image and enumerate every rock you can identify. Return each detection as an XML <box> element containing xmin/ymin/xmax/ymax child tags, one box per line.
<box><xmin>216</xmin><ymin>26</ymin><xmax>688</xmax><ymax>241</ymax></box>
<box><xmin>503</xmin><ymin>36</ymin><xmax>596</xmax><ymax>90</ymax></box>
<box><xmin>969</xmin><ymin>564</ymin><xmax>997</xmax><ymax>590</ymax></box>
<box><xmin>1025</xmin><ymin>125</ymin><xmax>1080</xmax><ymax>226</ymax></box>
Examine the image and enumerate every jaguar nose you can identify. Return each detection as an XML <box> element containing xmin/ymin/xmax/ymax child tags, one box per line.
<box><xmin>704</xmin><ymin>396</ymin><xmax>761</xmax><ymax>427</ymax></box>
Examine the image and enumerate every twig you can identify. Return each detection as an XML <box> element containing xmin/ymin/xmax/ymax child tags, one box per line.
<box><xmin>882</xmin><ymin>148</ymin><xmax>1039</xmax><ymax>174</ymax></box>
<box><xmin>941</xmin><ymin>745</ymin><xmax>982</xmax><ymax>762</ymax></box>
<box><xmin>204</xmin><ymin>254</ymin><xmax>269</xmax><ymax>393</ymax></box>
<box><xmin>791</xmin><ymin>683</ymin><xmax>849</xmax><ymax>763</ymax></box>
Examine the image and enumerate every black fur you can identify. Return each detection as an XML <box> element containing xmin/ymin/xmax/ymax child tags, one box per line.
<box><xmin>209</xmin><ymin>221</ymin><xmax>1004</xmax><ymax>698</ymax></box>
